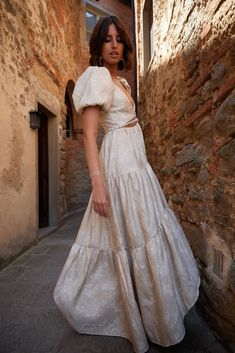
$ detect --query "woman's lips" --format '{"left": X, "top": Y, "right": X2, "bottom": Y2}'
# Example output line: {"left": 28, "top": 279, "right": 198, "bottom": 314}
{"left": 110, "top": 52, "right": 119, "bottom": 57}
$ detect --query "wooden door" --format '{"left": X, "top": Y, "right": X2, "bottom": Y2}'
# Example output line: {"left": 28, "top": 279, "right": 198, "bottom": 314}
{"left": 38, "top": 113, "right": 49, "bottom": 228}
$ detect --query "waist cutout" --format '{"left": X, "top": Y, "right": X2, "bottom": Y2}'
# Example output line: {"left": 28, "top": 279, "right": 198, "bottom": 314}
{"left": 105, "top": 117, "right": 139, "bottom": 134}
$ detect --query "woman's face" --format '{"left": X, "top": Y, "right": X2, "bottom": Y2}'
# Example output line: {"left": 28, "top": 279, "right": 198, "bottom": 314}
{"left": 101, "top": 23, "right": 124, "bottom": 69}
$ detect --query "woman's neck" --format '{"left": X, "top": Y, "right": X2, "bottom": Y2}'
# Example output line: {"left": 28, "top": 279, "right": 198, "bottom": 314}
{"left": 103, "top": 64, "right": 118, "bottom": 79}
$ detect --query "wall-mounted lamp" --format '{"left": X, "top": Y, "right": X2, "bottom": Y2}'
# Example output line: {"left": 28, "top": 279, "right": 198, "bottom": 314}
{"left": 29, "top": 111, "right": 41, "bottom": 129}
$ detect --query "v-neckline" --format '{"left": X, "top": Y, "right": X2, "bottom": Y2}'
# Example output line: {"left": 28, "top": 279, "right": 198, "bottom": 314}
{"left": 113, "top": 78, "right": 135, "bottom": 109}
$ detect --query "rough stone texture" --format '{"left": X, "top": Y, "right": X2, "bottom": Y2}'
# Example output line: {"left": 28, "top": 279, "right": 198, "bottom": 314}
{"left": 0, "top": 211, "right": 230, "bottom": 353}
{"left": 135, "top": 0, "right": 235, "bottom": 347}
{"left": 214, "top": 94, "right": 235, "bottom": 138}
{"left": 65, "top": 136, "right": 91, "bottom": 211}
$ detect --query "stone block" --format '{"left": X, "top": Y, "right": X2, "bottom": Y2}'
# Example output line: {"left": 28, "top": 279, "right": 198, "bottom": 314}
{"left": 214, "top": 225, "right": 235, "bottom": 249}
{"left": 171, "top": 194, "right": 184, "bottom": 204}
{"left": 182, "top": 222, "right": 208, "bottom": 266}
{"left": 214, "top": 93, "right": 235, "bottom": 138}
{"left": 183, "top": 201, "right": 210, "bottom": 224}
{"left": 213, "top": 74, "right": 235, "bottom": 105}
{"left": 218, "top": 139, "right": 235, "bottom": 174}
{"left": 184, "top": 100, "right": 212, "bottom": 127}
{"left": 178, "top": 101, "right": 188, "bottom": 119}
{"left": 195, "top": 116, "right": 213, "bottom": 140}
{"left": 211, "top": 63, "right": 226, "bottom": 89}
{"left": 197, "top": 168, "right": 210, "bottom": 184}
{"left": 185, "top": 95, "right": 202, "bottom": 116}
{"left": 162, "top": 166, "right": 180, "bottom": 177}
{"left": 188, "top": 188, "right": 209, "bottom": 200}
{"left": 199, "top": 278, "right": 235, "bottom": 345}
{"left": 187, "top": 165, "right": 202, "bottom": 175}
{"left": 201, "top": 80, "right": 212, "bottom": 102}
{"left": 214, "top": 214, "right": 232, "bottom": 227}
{"left": 176, "top": 143, "right": 204, "bottom": 167}
{"left": 213, "top": 187, "right": 232, "bottom": 215}
{"left": 174, "top": 126, "right": 187, "bottom": 143}
{"left": 228, "top": 260, "right": 235, "bottom": 294}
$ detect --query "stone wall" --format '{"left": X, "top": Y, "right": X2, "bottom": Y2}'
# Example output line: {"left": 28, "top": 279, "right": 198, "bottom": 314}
{"left": 0, "top": 0, "right": 83, "bottom": 267}
{"left": 135, "top": 0, "right": 235, "bottom": 347}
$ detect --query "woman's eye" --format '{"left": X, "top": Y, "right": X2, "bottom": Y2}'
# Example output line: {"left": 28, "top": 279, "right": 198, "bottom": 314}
{"left": 104, "top": 36, "right": 123, "bottom": 43}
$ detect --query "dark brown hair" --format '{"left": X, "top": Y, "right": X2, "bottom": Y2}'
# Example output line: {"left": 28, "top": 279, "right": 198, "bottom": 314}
{"left": 89, "top": 16, "right": 133, "bottom": 71}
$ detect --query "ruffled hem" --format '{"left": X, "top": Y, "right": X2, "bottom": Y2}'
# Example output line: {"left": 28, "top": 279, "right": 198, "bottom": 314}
{"left": 53, "top": 208, "right": 201, "bottom": 352}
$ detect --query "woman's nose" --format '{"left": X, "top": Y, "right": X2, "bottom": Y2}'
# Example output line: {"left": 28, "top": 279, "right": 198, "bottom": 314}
{"left": 112, "top": 39, "right": 118, "bottom": 48}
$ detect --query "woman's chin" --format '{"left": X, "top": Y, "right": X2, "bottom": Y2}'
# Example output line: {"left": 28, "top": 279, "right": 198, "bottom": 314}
{"left": 103, "top": 60, "right": 120, "bottom": 68}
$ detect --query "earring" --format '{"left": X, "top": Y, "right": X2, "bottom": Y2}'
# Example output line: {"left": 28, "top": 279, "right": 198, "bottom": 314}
{"left": 119, "top": 58, "right": 125, "bottom": 67}
{"left": 98, "top": 56, "right": 103, "bottom": 66}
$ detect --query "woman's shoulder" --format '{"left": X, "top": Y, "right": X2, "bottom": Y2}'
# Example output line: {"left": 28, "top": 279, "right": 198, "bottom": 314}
{"left": 72, "top": 66, "right": 113, "bottom": 99}
{"left": 80, "top": 66, "right": 112, "bottom": 82}
{"left": 72, "top": 66, "right": 114, "bottom": 113}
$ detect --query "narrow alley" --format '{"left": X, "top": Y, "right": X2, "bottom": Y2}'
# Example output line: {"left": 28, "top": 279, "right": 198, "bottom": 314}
{"left": 0, "top": 210, "right": 230, "bottom": 353}
{"left": 1, "top": 0, "right": 235, "bottom": 352}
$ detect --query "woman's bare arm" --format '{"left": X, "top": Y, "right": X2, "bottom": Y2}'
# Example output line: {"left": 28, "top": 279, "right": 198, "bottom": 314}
{"left": 82, "top": 106, "right": 109, "bottom": 217}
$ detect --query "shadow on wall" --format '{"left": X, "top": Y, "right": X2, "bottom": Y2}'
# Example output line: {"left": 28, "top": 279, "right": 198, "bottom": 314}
{"left": 138, "top": 21, "right": 235, "bottom": 346}
{"left": 64, "top": 80, "right": 91, "bottom": 213}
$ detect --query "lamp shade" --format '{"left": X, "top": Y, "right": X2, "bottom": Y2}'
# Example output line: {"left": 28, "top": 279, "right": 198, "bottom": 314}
{"left": 29, "top": 111, "right": 41, "bottom": 129}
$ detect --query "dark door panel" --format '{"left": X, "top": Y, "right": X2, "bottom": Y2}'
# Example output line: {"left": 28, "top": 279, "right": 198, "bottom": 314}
{"left": 38, "top": 113, "right": 49, "bottom": 228}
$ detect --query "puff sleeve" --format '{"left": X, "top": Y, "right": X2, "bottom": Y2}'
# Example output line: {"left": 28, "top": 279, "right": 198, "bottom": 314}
{"left": 72, "top": 66, "right": 114, "bottom": 113}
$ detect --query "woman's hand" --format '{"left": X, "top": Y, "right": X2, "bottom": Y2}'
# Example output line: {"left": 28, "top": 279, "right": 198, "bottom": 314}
{"left": 92, "top": 179, "right": 109, "bottom": 217}
{"left": 82, "top": 105, "right": 109, "bottom": 217}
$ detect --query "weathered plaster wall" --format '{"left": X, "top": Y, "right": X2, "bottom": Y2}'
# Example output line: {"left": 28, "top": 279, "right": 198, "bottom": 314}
{"left": 0, "top": 0, "right": 83, "bottom": 266}
{"left": 135, "top": 0, "right": 235, "bottom": 347}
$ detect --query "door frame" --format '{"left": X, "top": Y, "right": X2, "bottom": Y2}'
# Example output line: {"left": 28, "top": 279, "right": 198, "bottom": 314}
{"left": 37, "top": 103, "right": 58, "bottom": 229}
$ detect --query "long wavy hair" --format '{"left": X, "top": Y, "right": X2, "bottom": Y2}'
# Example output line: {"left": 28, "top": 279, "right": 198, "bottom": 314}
{"left": 89, "top": 16, "right": 133, "bottom": 71}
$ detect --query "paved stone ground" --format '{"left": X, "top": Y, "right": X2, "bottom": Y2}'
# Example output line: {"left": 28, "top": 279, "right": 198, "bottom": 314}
{"left": 0, "top": 210, "right": 230, "bottom": 353}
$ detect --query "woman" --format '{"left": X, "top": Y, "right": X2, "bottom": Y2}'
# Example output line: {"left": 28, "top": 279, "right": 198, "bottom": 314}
{"left": 53, "top": 16, "right": 200, "bottom": 353}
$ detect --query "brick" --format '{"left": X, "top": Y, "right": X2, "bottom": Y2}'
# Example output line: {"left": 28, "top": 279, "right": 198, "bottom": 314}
{"left": 213, "top": 74, "right": 235, "bottom": 104}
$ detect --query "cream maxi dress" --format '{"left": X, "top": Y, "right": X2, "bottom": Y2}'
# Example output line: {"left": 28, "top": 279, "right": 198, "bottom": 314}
{"left": 53, "top": 66, "right": 201, "bottom": 353}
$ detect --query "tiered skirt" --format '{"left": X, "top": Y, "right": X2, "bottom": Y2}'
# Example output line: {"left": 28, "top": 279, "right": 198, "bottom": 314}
{"left": 53, "top": 123, "right": 200, "bottom": 353}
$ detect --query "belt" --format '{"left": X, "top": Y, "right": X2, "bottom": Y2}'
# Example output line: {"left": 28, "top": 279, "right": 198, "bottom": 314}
{"left": 105, "top": 117, "right": 139, "bottom": 134}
